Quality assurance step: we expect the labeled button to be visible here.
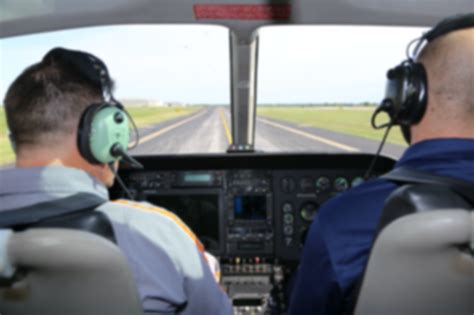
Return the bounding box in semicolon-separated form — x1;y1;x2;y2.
281;177;296;193
283;225;294;236
283;213;294;224
282;202;293;213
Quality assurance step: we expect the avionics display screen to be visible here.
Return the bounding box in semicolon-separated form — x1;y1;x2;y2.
147;195;220;251
234;195;267;220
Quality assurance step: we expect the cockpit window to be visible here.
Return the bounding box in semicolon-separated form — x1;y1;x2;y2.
256;25;428;158
0;25;230;166
0;24;430;166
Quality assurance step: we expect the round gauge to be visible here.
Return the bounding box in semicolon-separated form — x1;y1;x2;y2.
351;176;365;188
281;177;296;193
299;177;313;192
334;177;349;192
315;176;330;191
300;202;319;222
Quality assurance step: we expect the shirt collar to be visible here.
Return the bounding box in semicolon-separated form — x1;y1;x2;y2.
0;166;109;199
396;138;474;167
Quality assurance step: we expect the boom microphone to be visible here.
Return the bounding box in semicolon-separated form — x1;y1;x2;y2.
110;144;144;169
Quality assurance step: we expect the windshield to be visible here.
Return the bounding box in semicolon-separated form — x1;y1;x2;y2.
1;24;427;166
256;25;427;158
0;25;230;166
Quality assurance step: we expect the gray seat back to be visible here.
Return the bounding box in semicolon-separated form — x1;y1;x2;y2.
354;210;474;315
0;228;142;315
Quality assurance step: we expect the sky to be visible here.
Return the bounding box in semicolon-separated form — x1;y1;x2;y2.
0;24;426;105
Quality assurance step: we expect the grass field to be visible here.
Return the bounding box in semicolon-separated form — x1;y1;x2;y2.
0;106;200;166
125;106;199;127
0;108;15;166
1;105;405;166
258;106;407;146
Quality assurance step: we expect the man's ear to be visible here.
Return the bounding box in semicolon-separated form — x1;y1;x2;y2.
8;131;17;153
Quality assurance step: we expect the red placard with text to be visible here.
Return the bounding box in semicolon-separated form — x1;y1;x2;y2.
193;4;291;20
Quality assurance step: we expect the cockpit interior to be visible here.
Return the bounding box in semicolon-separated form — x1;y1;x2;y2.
110;153;395;312
0;1;473;314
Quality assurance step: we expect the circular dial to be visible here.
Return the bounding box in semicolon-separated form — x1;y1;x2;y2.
351;176;365;188
300;202;319;222
334;177;349;192
315;176;330;191
299;177;313;192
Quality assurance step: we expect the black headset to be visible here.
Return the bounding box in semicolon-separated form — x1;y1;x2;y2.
43;48;140;166
374;13;474;143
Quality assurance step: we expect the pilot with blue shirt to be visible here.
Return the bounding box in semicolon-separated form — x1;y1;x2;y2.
288;16;474;314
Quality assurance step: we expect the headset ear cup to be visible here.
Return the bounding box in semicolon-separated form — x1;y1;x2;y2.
399;63;425;144
407;62;428;125
78;104;102;164
85;104;130;164
384;61;428;126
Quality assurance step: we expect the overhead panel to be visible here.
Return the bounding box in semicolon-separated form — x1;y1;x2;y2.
346;0;473;19
0;0;141;23
1;0;472;38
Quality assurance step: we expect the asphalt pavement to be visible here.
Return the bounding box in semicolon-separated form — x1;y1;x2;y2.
130;107;406;159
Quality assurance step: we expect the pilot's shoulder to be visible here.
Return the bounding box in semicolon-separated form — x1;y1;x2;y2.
111;199;179;219
103;199;204;252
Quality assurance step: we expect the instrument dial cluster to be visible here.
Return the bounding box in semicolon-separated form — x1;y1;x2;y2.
124;168;367;261
274;170;367;260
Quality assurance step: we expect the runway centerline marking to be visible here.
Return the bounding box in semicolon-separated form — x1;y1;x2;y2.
220;108;232;144
257;117;359;152
138;110;208;145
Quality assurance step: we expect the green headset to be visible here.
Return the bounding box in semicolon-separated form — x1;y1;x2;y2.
43;48;139;165
373;13;474;143
78;103;131;165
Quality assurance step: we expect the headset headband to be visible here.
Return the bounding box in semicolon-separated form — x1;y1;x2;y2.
43;47;115;102
424;13;474;42
411;13;474;58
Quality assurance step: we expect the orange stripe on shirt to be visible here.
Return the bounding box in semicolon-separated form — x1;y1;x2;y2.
112;199;205;253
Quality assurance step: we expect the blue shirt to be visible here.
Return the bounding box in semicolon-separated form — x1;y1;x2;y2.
288;138;474;315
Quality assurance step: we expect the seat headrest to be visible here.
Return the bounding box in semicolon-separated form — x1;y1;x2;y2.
0;230;15;279
377;184;472;236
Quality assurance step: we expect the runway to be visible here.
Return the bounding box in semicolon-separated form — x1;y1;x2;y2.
131;107;406;159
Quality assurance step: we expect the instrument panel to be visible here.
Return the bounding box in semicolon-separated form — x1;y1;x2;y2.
112;153;395;314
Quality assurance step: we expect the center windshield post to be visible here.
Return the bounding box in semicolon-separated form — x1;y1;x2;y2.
228;31;259;153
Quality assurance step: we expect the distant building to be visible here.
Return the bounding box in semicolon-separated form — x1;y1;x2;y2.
122;99;165;107
166;101;189;107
